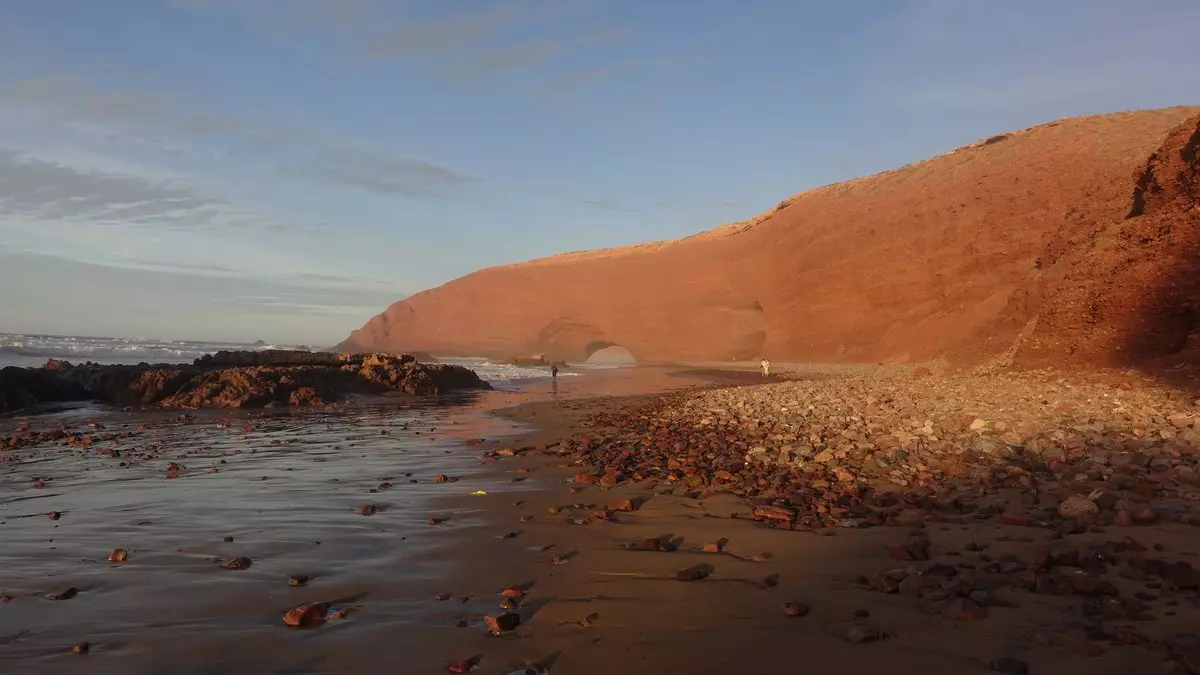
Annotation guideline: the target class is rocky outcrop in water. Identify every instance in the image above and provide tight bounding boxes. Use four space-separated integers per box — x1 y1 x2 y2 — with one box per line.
0 351 489 413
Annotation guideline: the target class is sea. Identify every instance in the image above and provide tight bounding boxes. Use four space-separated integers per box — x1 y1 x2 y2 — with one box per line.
0 333 583 384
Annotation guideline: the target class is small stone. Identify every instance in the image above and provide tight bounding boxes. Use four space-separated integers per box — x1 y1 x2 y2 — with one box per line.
107 549 128 563
1115 510 1133 526
608 498 638 512
484 612 521 634
222 557 252 570
283 602 329 627
289 575 310 587
48 511 62 521
73 642 90 654
676 564 714 581
1058 495 1099 519
355 504 378 516
500 586 525 598
969 419 987 431
48 588 79 601
702 538 729 553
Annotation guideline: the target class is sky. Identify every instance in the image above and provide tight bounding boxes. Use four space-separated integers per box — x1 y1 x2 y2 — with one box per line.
1 0 1199 346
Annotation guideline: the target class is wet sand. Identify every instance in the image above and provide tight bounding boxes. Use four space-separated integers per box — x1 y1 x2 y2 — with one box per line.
0 366 717 675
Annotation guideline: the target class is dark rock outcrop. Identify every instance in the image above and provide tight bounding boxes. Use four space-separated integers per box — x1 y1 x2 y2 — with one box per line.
338 107 1200 374
0 352 489 413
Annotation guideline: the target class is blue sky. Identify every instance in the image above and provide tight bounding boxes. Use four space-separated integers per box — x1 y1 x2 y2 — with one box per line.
1 0 1198 345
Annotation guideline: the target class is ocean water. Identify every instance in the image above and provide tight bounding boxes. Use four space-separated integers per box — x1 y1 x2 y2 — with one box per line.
0 333 593 385
0 334 287 369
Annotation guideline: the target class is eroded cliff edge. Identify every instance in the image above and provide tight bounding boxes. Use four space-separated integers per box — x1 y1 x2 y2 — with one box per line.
340 107 1200 372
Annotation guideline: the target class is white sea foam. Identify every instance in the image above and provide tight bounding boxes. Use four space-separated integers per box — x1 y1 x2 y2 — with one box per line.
0 334 307 368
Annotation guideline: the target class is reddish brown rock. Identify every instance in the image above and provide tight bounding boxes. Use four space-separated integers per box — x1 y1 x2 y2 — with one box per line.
283 602 329 627
221 557 252 570
484 612 521 634
752 505 795 522
337 109 1200 373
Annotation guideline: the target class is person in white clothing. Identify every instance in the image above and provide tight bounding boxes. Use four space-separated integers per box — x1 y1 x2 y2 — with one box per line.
760 358 771 377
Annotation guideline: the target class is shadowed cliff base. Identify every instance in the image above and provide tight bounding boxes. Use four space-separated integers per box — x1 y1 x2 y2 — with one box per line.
339 107 1200 384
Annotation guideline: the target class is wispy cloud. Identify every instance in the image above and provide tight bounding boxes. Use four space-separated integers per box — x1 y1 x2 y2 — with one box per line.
0 75 479 197
0 148 305 236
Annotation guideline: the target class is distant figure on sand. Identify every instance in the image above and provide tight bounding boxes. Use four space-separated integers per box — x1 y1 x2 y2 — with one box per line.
551 364 559 379
760 359 771 377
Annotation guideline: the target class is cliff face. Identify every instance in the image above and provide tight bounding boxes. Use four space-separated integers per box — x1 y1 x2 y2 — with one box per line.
340 107 1200 368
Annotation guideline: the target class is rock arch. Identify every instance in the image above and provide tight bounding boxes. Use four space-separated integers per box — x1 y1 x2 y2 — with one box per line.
584 341 637 365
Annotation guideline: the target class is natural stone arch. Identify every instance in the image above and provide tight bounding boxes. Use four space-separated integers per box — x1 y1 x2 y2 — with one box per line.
584 341 637 365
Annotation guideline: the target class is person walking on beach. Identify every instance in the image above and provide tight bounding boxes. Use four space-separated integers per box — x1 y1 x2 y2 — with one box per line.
760 358 771 377
551 364 559 379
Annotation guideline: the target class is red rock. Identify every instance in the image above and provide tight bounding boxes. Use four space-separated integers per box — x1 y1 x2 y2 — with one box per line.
500 586 525 598
573 473 597 484
108 549 128 563
752 506 795 522
608 498 638 512
484 612 521 634
48 511 61 520
1115 510 1133 526
288 575 309 587
283 602 329 627
222 557 252 570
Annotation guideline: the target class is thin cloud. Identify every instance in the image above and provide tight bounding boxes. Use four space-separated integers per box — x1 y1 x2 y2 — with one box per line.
0 75 478 197
0 148 301 236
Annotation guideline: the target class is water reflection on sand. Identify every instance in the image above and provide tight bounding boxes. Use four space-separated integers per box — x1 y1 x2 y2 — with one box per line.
0 395 524 675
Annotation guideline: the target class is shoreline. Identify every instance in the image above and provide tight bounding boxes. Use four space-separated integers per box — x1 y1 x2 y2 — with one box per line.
3 362 1199 674
429 364 1200 675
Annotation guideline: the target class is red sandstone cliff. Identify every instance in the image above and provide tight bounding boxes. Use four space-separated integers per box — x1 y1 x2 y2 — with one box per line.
340 107 1200 369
